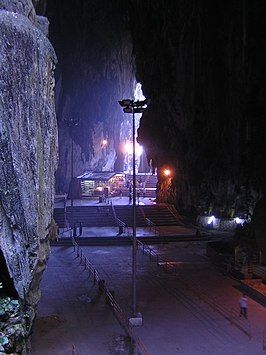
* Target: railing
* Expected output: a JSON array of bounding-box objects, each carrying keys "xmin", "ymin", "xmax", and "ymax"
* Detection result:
[
  {"xmin": 253, "ymin": 265, "xmax": 266, "ymax": 281},
  {"xmin": 166, "ymin": 204, "xmax": 181, "ymax": 224},
  {"xmin": 145, "ymin": 218, "xmax": 159, "ymax": 236},
  {"xmin": 263, "ymin": 332, "xmax": 266, "ymax": 350},
  {"xmin": 72, "ymin": 343, "xmax": 77, "ymax": 355},
  {"xmin": 136, "ymin": 239, "xmax": 252, "ymax": 339},
  {"xmin": 115, "ymin": 217, "xmax": 126, "ymax": 228},
  {"xmin": 71, "ymin": 236, "xmax": 150, "ymax": 355},
  {"xmin": 58, "ymin": 227, "xmax": 72, "ymax": 238},
  {"xmin": 111, "ymin": 203, "xmax": 118, "ymax": 219},
  {"xmin": 112, "ymin": 204, "xmax": 126, "ymax": 233},
  {"xmin": 137, "ymin": 239, "xmax": 160, "ymax": 263}
]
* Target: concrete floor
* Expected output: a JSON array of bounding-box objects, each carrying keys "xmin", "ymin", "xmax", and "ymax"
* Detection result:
[{"xmin": 31, "ymin": 238, "xmax": 266, "ymax": 355}]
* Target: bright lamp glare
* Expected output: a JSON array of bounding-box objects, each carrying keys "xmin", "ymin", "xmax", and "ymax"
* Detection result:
[
  {"xmin": 164, "ymin": 169, "xmax": 171, "ymax": 176},
  {"xmin": 208, "ymin": 216, "xmax": 215, "ymax": 224},
  {"xmin": 137, "ymin": 145, "xmax": 143, "ymax": 155},
  {"xmin": 124, "ymin": 142, "xmax": 132, "ymax": 154},
  {"xmin": 235, "ymin": 217, "xmax": 244, "ymax": 225}
]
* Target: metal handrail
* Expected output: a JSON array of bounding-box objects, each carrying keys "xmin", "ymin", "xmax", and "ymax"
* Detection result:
[
  {"xmin": 115, "ymin": 217, "xmax": 126, "ymax": 227},
  {"xmin": 253, "ymin": 264, "xmax": 266, "ymax": 281},
  {"xmin": 145, "ymin": 218, "xmax": 155, "ymax": 229},
  {"xmin": 58, "ymin": 227, "xmax": 72, "ymax": 238},
  {"xmin": 145, "ymin": 218, "xmax": 159, "ymax": 235},
  {"xmin": 71, "ymin": 236, "xmax": 150, "ymax": 355},
  {"xmin": 112, "ymin": 204, "xmax": 126, "ymax": 229}
]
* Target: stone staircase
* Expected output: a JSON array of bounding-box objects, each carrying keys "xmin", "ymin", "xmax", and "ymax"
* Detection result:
[
  {"xmin": 53, "ymin": 203, "xmax": 181, "ymax": 229},
  {"xmin": 142, "ymin": 204, "xmax": 181, "ymax": 226},
  {"xmin": 53, "ymin": 208, "xmax": 66, "ymax": 228},
  {"xmin": 54, "ymin": 206, "xmax": 117, "ymax": 227},
  {"xmin": 125, "ymin": 173, "xmax": 157, "ymax": 198},
  {"xmin": 114, "ymin": 205, "xmax": 147, "ymax": 227},
  {"xmin": 114, "ymin": 204, "xmax": 180, "ymax": 227},
  {"xmin": 143, "ymin": 174, "xmax": 157, "ymax": 188}
]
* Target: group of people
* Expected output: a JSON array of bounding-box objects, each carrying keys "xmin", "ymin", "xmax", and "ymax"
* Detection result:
[{"xmin": 125, "ymin": 177, "xmax": 146, "ymax": 204}]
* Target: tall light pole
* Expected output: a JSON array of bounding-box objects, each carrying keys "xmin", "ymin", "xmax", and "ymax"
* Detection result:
[
  {"xmin": 64, "ymin": 117, "xmax": 79, "ymax": 229},
  {"xmin": 118, "ymin": 98, "xmax": 150, "ymax": 325}
]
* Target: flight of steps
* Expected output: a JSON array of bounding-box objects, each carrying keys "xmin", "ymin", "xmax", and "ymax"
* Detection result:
[
  {"xmin": 124, "ymin": 174, "xmax": 157, "ymax": 198},
  {"xmin": 53, "ymin": 208, "xmax": 66, "ymax": 228},
  {"xmin": 114, "ymin": 205, "xmax": 147, "ymax": 227},
  {"xmin": 114, "ymin": 204, "xmax": 180, "ymax": 227},
  {"xmin": 142, "ymin": 204, "xmax": 180, "ymax": 226},
  {"xmin": 53, "ymin": 206, "xmax": 117, "ymax": 227},
  {"xmin": 54, "ymin": 202, "xmax": 181, "ymax": 229}
]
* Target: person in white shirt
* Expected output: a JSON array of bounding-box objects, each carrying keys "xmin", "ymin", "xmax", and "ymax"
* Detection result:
[{"xmin": 239, "ymin": 294, "xmax": 248, "ymax": 319}]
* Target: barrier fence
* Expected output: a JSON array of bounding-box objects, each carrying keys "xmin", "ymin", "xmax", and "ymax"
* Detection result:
[
  {"xmin": 263, "ymin": 332, "xmax": 266, "ymax": 350},
  {"xmin": 145, "ymin": 218, "xmax": 159, "ymax": 235},
  {"xmin": 71, "ymin": 236, "xmax": 150, "ymax": 355}
]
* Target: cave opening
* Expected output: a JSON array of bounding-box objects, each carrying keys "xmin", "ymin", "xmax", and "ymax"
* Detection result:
[{"xmin": 0, "ymin": 249, "xmax": 18, "ymax": 298}]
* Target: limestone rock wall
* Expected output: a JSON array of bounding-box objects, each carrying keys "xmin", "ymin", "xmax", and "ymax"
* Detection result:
[
  {"xmin": 45, "ymin": 0, "xmax": 136, "ymax": 193},
  {"xmin": 131, "ymin": 0, "xmax": 266, "ymax": 216},
  {"xmin": 44, "ymin": 1, "xmax": 266, "ymax": 218},
  {"xmin": 0, "ymin": 0, "xmax": 57, "ymax": 319}
]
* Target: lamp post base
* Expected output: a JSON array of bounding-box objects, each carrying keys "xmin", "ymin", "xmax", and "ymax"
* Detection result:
[{"xmin": 128, "ymin": 313, "xmax": 143, "ymax": 327}]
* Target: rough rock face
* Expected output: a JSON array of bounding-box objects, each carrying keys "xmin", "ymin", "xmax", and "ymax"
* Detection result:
[
  {"xmin": 44, "ymin": 0, "xmax": 266, "ymax": 218},
  {"xmin": 0, "ymin": 0, "xmax": 35, "ymax": 19},
  {"xmin": 131, "ymin": 1, "xmax": 266, "ymax": 217},
  {"xmin": 44, "ymin": 0, "xmax": 136, "ymax": 192},
  {"xmin": 0, "ymin": 0, "xmax": 57, "ymax": 352}
]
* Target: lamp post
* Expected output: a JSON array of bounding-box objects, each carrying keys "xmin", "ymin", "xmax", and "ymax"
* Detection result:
[
  {"xmin": 118, "ymin": 98, "xmax": 150, "ymax": 325},
  {"xmin": 64, "ymin": 117, "xmax": 79, "ymax": 229}
]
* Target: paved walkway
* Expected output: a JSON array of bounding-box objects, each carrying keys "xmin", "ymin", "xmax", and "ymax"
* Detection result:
[
  {"xmin": 31, "ymin": 236, "xmax": 266, "ymax": 354},
  {"xmin": 54, "ymin": 195, "xmax": 157, "ymax": 208},
  {"xmin": 58, "ymin": 225, "xmax": 198, "ymax": 240}
]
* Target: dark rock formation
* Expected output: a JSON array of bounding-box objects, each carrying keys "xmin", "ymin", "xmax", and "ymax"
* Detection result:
[
  {"xmin": 0, "ymin": 0, "xmax": 57, "ymax": 352},
  {"xmin": 44, "ymin": 0, "xmax": 136, "ymax": 193},
  {"xmin": 131, "ymin": 0, "xmax": 266, "ymax": 216},
  {"xmin": 41, "ymin": 0, "xmax": 266, "ymax": 253},
  {"xmin": 44, "ymin": 1, "xmax": 266, "ymax": 218}
]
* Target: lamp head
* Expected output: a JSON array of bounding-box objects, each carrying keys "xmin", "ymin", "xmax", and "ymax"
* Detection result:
[
  {"xmin": 119, "ymin": 99, "xmax": 133, "ymax": 107},
  {"xmin": 134, "ymin": 98, "xmax": 151, "ymax": 107},
  {"xmin": 123, "ymin": 107, "xmax": 133, "ymax": 113},
  {"xmin": 134, "ymin": 108, "xmax": 146, "ymax": 113}
]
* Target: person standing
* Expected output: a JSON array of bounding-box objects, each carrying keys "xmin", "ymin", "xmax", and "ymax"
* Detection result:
[
  {"xmin": 137, "ymin": 190, "xmax": 140, "ymax": 204},
  {"xmin": 143, "ymin": 188, "xmax": 146, "ymax": 199},
  {"xmin": 239, "ymin": 294, "xmax": 248, "ymax": 319}
]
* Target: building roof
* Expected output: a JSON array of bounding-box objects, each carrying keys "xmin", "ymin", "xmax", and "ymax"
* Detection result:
[{"xmin": 76, "ymin": 171, "xmax": 117, "ymax": 181}]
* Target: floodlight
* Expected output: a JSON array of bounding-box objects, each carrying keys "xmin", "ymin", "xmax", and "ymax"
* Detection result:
[{"xmin": 119, "ymin": 99, "xmax": 132, "ymax": 107}]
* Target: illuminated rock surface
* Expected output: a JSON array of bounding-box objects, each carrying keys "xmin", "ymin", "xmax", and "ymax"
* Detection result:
[
  {"xmin": 0, "ymin": 0, "xmax": 57, "ymax": 352},
  {"xmin": 43, "ymin": 1, "xmax": 266, "ymax": 216}
]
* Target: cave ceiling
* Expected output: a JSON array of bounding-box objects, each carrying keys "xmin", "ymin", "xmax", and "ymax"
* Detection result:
[{"xmin": 39, "ymin": 0, "xmax": 266, "ymax": 214}]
